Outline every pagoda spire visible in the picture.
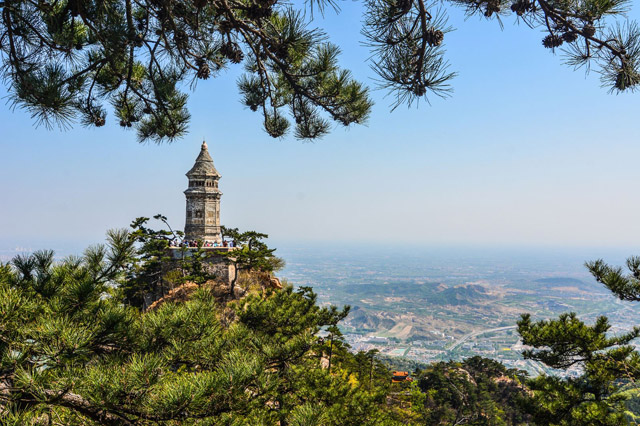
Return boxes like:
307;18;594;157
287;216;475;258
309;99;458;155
186;140;220;178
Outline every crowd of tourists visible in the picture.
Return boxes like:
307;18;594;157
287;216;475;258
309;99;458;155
170;239;236;248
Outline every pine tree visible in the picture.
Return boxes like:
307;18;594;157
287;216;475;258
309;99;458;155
121;215;216;309
408;356;531;425
220;226;285;296
0;227;403;425
1;0;637;142
517;256;640;426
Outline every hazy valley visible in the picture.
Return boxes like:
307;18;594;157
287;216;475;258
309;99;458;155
279;244;640;375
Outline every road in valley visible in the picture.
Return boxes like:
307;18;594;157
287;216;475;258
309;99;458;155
447;325;517;351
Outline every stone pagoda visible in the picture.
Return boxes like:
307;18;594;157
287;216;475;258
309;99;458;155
184;141;222;244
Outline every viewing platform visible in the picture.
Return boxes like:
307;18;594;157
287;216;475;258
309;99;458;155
168;245;237;252
167;245;237;284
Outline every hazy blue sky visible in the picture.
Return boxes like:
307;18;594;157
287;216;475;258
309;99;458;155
1;2;639;254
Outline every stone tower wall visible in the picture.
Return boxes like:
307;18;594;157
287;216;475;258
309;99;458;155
169;248;236;284
184;193;222;243
184;141;222;244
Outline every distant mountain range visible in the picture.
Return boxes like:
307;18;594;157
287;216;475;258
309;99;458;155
342;282;491;306
534;277;603;292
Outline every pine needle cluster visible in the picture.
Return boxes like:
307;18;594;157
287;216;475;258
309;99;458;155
1;0;637;142
0;0;371;142
0;234;399;425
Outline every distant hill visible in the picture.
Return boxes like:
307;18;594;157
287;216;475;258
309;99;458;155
431;284;490;306
534;277;602;292
348;306;396;330
341;282;492;306
535;277;585;286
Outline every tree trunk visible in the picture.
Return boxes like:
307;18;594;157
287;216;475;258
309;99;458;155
328;336;334;374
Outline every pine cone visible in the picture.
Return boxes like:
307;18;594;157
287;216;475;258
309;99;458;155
542;34;563;48
220;42;244;64
510;0;531;16
247;4;273;19
174;30;188;47
615;70;630;90
266;41;288;60
231;50;244;64
197;60;211;79
134;34;144;47
412;84;427;96
173;3;188;17
562;32;578;43
484;0;501;17
583;24;596;38
93;116;105;127
218;20;233;34
425;28;444;47
393;0;411;13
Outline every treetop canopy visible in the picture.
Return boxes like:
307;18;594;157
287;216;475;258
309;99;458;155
1;0;637;143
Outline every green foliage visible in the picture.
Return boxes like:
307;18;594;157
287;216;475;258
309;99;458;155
1;225;545;425
23;220;640;425
221;226;285;295
378;353;430;373
7;222;474;426
122;215;218;309
0;240;401;425
517;255;640;426
619;383;640;423
411;356;531;425
1;0;371;142
122;216;175;307
587;256;640;302
1;0;636;142
221;226;284;274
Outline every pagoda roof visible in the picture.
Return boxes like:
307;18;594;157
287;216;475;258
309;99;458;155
186;141;220;178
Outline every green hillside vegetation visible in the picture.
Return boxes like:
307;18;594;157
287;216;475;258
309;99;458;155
619;383;640;425
377;354;430;373
0;235;399;425
0;221;532;425
2;220;640;425
343;283;490;306
412;357;531;425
